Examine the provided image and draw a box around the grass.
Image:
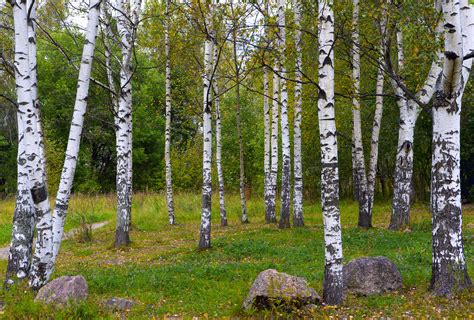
[0,192,472,318]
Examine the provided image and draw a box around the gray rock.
[105,297,136,311]
[343,256,402,296]
[243,269,320,310]
[35,275,88,305]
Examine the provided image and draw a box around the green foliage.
[0,0,473,202]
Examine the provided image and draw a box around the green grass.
[0,193,472,318]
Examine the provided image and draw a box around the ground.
[0,193,472,318]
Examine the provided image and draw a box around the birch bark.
[27,0,46,180]
[278,0,291,229]
[318,0,343,305]
[114,0,141,247]
[5,120,35,285]
[164,0,175,225]
[51,0,102,265]
[351,0,370,228]
[292,0,303,227]
[213,43,227,227]
[199,8,214,249]
[366,13,387,218]
[10,0,53,289]
[267,65,279,224]
[6,0,36,286]
[389,23,443,230]
[232,26,248,224]
[263,2,272,223]
[430,0,472,296]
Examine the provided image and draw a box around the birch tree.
[292,0,303,227]
[430,0,473,296]
[267,63,279,224]
[213,39,227,227]
[318,0,343,305]
[263,13,272,223]
[230,3,248,224]
[199,5,214,249]
[351,0,370,228]
[263,2,276,224]
[278,0,291,229]
[9,0,54,289]
[366,8,386,218]
[164,0,175,225]
[387,9,443,230]
[112,0,142,246]
[50,0,102,266]
[6,0,37,286]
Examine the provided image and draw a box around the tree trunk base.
[430,269,472,296]
[278,219,291,229]
[323,265,343,305]
[114,229,130,247]
[198,239,211,250]
[293,217,304,227]
[388,215,409,231]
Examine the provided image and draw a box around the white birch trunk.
[51,0,101,263]
[278,0,291,229]
[231,27,248,224]
[292,0,303,227]
[10,0,53,289]
[318,0,343,305]
[164,0,175,225]
[351,0,370,227]
[27,0,46,180]
[213,43,227,227]
[199,11,214,249]
[114,0,141,247]
[6,0,37,285]
[263,2,273,223]
[6,119,35,285]
[366,14,387,218]
[263,65,271,223]
[367,63,384,217]
[389,24,443,230]
[267,63,279,224]
[430,0,472,296]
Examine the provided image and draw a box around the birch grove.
[2,0,474,308]
[318,0,344,305]
[7,0,102,288]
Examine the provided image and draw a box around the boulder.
[36,275,88,305]
[105,297,136,311]
[343,256,402,296]
[242,269,320,311]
